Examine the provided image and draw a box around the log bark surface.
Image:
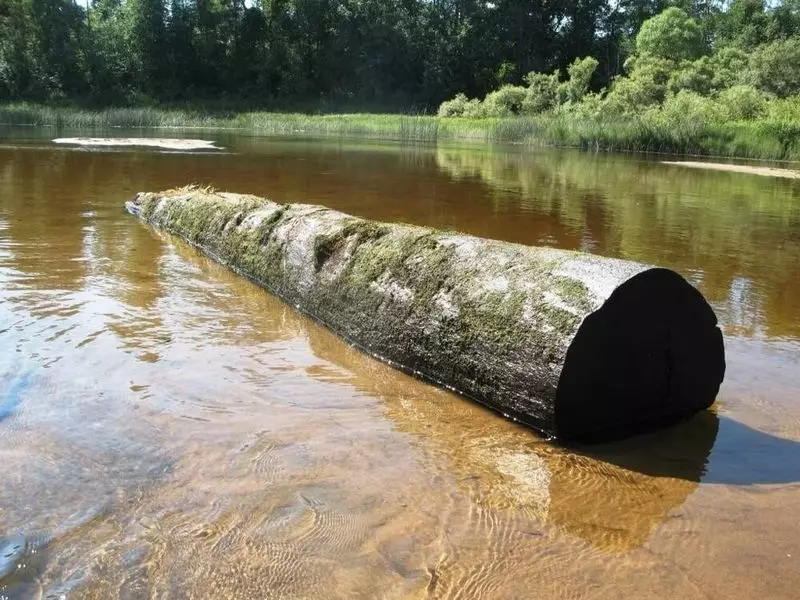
[126,188,725,440]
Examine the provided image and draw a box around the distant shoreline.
[3,103,800,163]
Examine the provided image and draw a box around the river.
[1,129,799,599]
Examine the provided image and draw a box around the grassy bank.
[2,103,800,161]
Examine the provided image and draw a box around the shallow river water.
[1,129,799,599]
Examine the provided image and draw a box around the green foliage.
[668,56,715,95]
[429,4,800,161]
[0,0,799,147]
[558,57,599,104]
[709,47,750,91]
[666,48,748,96]
[765,95,800,122]
[521,72,560,114]
[717,85,770,120]
[4,102,800,160]
[603,55,672,115]
[716,0,771,49]
[438,93,470,117]
[0,0,37,98]
[653,89,724,126]
[747,38,800,97]
[483,85,527,117]
[437,93,484,118]
[636,7,704,62]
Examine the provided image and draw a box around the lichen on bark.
[126,187,725,441]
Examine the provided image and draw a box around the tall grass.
[2,102,799,161]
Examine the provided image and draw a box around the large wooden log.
[126,187,725,441]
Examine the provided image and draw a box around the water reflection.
[4,133,799,340]
[435,147,800,340]
[165,239,761,556]
[1,133,800,597]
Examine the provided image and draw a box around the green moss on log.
[126,187,724,440]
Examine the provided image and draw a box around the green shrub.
[765,95,800,123]
[668,56,714,95]
[438,93,470,117]
[563,91,605,119]
[709,47,749,92]
[747,38,800,97]
[521,71,559,114]
[558,56,599,103]
[717,85,770,120]
[438,92,485,118]
[461,98,486,118]
[652,90,724,126]
[603,55,672,115]
[483,84,527,116]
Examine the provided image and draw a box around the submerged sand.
[662,160,800,179]
[53,137,219,150]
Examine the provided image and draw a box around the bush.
[765,95,800,123]
[462,97,486,118]
[747,38,800,97]
[438,93,470,117]
[603,55,672,115]
[709,47,749,91]
[654,89,724,126]
[438,92,486,118]
[668,56,715,95]
[564,91,605,119]
[521,71,559,114]
[717,85,770,120]
[483,84,527,117]
[558,56,599,103]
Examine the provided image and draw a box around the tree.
[0,0,38,98]
[559,55,599,102]
[636,7,704,62]
[29,0,88,97]
[747,37,800,97]
[716,0,770,48]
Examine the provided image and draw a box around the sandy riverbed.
[53,137,219,150]
[662,160,800,179]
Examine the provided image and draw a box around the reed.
[2,103,798,160]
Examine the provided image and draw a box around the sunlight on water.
[0,129,799,598]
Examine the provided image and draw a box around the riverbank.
[2,103,800,162]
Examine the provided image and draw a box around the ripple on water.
[2,138,800,599]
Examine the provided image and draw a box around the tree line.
[439,5,800,119]
[1,0,799,111]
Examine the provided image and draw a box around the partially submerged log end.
[126,187,725,442]
[556,267,725,441]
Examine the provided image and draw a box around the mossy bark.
[126,188,725,440]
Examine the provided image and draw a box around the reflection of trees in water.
[0,149,89,294]
[436,147,800,339]
[0,148,171,359]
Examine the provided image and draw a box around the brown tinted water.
[1,129,799,599]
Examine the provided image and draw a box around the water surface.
[1,129,799,599]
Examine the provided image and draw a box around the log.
[125,187,725,441]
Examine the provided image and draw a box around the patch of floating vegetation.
[52,137,219,151]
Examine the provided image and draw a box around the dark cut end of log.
[555,268,726,442]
